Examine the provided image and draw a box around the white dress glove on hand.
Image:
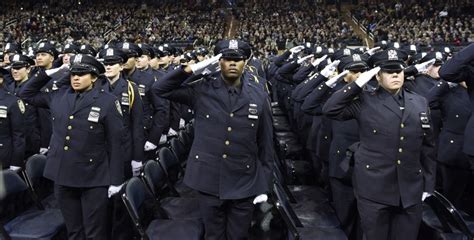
[325,70,349,88]
[168,128,178,137]
[415,59,436,74]
[311,55,328,67]
[320,60,340,78]
[366,46,381,56]
[159,135,167,145]
[289,45,305,54]
[297,54,314,64]
[45,64,69,77]
[108,184,124,198]
[9,166,21,171]
[131,161,143,177]
[39,148,49,155]
[190,53,222,75]
[355,67,381,88]
[179,118,186,129]
[422,192,432,201]
[144,141,158,151]
[253,194,268,204]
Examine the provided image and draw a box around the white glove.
[131,161,143,177]
[253,194,268,204]
[422,192,432,201]
[190,53,222,75]
[39,147,49,155]
[297,54,314,64]
[9,166,21,171]
[45,64,69,77]
[355,67,381,87]
[366,46,381,56]
[447,82,458,88]
[168,128,178,137]
[108,184,124,198]
[179,118,186,129]
[415,59,436,74]
[159,134,167,144]
[311,55,328,67]
[320,60,340,78]
[325,70,349,88]
[289,45,305,54]
[144,141,157,151]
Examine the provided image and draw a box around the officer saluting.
[19,54,124,240]
[323,49,436,240]
[153,39,274,240]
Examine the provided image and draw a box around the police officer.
[153,39,273,240]
[323,49,436,240]
[439,43,474,177]
[6,54,41,158]
[19,54,124,240]
[61,43,80,65]
[0,62,25,170]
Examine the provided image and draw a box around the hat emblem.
[410,45,416,51]
[388,50,398,60]
[343,49,351,56]
[316,46,322,53]
[123,43,130,50]
[421,52,427,58]
[229,40,239,50]
[106,48,114,56]
[305,42,311,48]
[444,47,451,53]
[13,54,20,62]
[39,43,45,48]
[435,52,442,60]
[394,42,400,48]
[5,43,11,50]
[65,44,70,48]
[352,54,361,62]
[81,45,86,50]
[74,54,83,63]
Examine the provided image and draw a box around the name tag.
[88,107,101,123]
[0,106,7,119]
[248,115,258,120]
[121,92,130,106]
[138,85,146,97]
[420,112,430,129]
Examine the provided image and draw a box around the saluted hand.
[355,67,381,87]
[325,70,349,88]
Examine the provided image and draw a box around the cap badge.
[74,54,83,63]
[106,48,114,56]
[388,49,398,60]
[13,54,20,62]
[229,40,239,50]
[352,54,361,62]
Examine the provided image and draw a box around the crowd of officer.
[1,20,474,239]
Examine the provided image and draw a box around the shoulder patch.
[17,100,25,114]
[115,100,123,116]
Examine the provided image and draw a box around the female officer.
[19,54,124,240]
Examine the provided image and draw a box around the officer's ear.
[375,72,382,82]
[26,67,31,74]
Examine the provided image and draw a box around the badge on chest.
[138,84,146,97]
[0,106,7,119]
[420,112,430,129]
[248,103,258,120]
[88,107,101,123]
[121,92,130,106]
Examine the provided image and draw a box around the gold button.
[230,113,234,117]
[222,154,227,159]
[206,114,209,118]
[455,115,459,118]
[373,129,377,134]
[419,169,422,173]
[324,136,328,139]
[227,127,232,132]
[89,159,93,162]
[65,136,70,141]
[195,155,199,159]
[397,160,401,164]
[400,136,404,140]
[64,146,69,151]
[450,140,454,143]
[398,148,403,153]
[318,87,322,90]
[67,125,72,130]
[251,123,255,127]
[400,123,404,128]
[366,165,370,169]
[225,140,230,146]
[69,115,74,120]
[348,86,351,90]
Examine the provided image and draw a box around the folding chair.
[121,177,204,240]
[23,154,57,209]
[1,170,65,240]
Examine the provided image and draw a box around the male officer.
[6,54,41,159]
[61,43,80,65]
[19,54,124,240]
[0,60,25,170]
[323,49,436,240]
[439,43,474,175]
[153,39,273,240]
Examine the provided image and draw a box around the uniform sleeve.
[148,86,170,145]
[426,80,450,109]
[130,85,145,162]
[292,73,327,102]
[257,97,275,192]
[9,100,26,167]
[274,61,299,84]
[152,68,197,107]
[18,70,53,108]
[293,64,315,84]
[322,81,361,121]
[105,98,125,185]
[421,102,437,193]
[439,43,474,83]
[301,81,332,116]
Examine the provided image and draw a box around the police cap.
[35,42,59,59]
[70,54,105,76]
[63,44,80,54]
[138,43,155,58]
[98,48,129,65]
[420,51,447,66]
[338,54,369,72]
[214,39,251,60]
[3,43,21,54]
[117,42,143,58]
[79,44,97,57]
[368,49,408,70]
[9,54,35,69]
